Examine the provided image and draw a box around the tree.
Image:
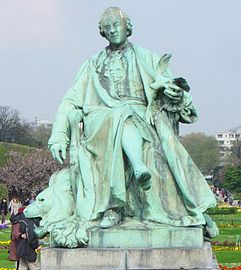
[0,149,61,197]
[230,139,241,163]
[180,132,220,175]
[0,106,21,142]
[223,164,241,193]
[0,106,37,146]
[32,125,52,148]
[221,139,241,167]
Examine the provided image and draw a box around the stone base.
[88,220,204,248]
[41,242,219,270]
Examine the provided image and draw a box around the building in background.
[28,117,53,128]
[216,126,241,158]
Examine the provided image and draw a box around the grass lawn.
[213,232,241,265]
[211,214,241,265]
[0,226,15,268]
[215,250,241,264]
[211,213,241,243]
[0,249,15,268]
[212,228,241,242]
[0,227,12,241]
[211,212,241,225]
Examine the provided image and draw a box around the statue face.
[102,14,128,48]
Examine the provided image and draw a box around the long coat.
[48,44,216,226]
[8,222,20,261]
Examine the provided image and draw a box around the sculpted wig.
[99,7,133,38]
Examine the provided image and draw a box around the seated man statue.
[25,7,218,248]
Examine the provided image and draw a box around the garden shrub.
[207,207,238,215]
[0,183,8,200]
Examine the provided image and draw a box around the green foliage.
[224,164,241,193]
[230,139,241,162]
[0,183,8,200]
[0,142,33,168]
[233,193,241,200]
[0,105,51,148]
[180,132,220,174]
[32,125,52,148]
[0,106,34,146]
[0,141,33,154]
[0,144,8,167]
[207,207,238,215]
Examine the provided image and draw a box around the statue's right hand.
[50,143,67,164]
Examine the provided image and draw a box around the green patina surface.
[88,219,204,248]
[24,7,217,248]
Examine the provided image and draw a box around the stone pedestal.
[41,242,219,270]
[41,222,218,270]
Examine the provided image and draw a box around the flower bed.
[213,246,241,251]
[0,241,10,250]
[212,240,236,246]
[219,264,241,270]
[0,241,11,246]
[0,224,8,230]
[218,224,241,228]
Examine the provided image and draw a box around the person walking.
[0,198,8,224]
[16,207,41,270]
[8,210,23,270]
[9,197,21,215]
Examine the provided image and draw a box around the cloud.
[0,0,64,51]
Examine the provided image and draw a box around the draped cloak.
[48,44,216,227]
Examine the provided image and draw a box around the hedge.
[207,207,238,215]
[0,183,8,201]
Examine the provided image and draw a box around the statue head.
[99,7,133,49]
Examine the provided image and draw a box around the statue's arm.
[150,54,184,104]
[48,60,89,164]
[146,54,177,125]
[48,92,81,164]
[146,53,197,125]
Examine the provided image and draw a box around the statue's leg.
[99,120,151,229]
[122,119,151,191]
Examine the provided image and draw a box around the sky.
[0,0,240,135]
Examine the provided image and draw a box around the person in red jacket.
[8,207,24,270]
[8,206,41,270]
